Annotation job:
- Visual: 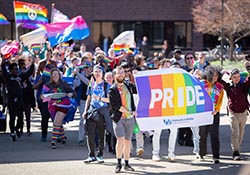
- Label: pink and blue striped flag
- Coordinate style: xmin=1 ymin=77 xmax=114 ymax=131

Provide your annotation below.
xmin=45 ymin=16 xmax=90 ymax=46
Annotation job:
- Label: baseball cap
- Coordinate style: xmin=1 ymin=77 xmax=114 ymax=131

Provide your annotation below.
xmin=93 ymin=64 xmax=104 ymax=73
xmin=244 ymin=61 xmax=250 ymax=71
xmin=174 ymin=49 xmax=181 ymax=54
xmin=230 ymin=68 xmax=240 ymax=76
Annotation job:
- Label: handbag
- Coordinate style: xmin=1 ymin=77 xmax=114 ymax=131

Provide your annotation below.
xmin=87 ymin=107 xmax=100 ymax=122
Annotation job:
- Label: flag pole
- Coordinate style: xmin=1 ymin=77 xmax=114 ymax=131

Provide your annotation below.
xmin=13 ymin=0 xmax=19 ymax=41
xmin=51 ymin=3 xmax=55 ymax=23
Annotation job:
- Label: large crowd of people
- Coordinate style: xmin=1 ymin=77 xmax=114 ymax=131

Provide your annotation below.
xmin=0 ymin=37 xmax=249 ymax=173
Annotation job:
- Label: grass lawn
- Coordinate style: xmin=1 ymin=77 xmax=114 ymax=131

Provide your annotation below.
xmin=211 ymin=59 xmax=246 ymax=71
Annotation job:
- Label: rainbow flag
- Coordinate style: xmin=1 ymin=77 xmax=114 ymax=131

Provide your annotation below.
xmin=14 ymin=1 xmax=48 ymax=29
xmin=31 ymin=43 xmax=41 ymax=50
xmin=114 ymin=44 xmax=129 ymax=56
xmin=46 ymin=16 xmax=90 ymax=46
xmin=62 ymin=42 xmax=69 ymax=48
xmin=0 ymin=13 xmax=10 ymax=25
xmin=134 ymin=68 xmax=214 ymax=131
xmin=42 ymin=67 xmax=50 ymax=77
xmin=104 ymin=55 xmax=114 ymax=63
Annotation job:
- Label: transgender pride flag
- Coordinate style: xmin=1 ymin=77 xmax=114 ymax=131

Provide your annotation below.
xmin=45 ymin=16 xmax=90 ymax=46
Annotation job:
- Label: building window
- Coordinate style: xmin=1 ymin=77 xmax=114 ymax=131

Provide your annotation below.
xmin=152 ymin=22 xmax=164 ymax=44
xmin=174 ymin=21 xmax=192 ymax=49
xmin=118 ymin=22 xmax=135 ymax=33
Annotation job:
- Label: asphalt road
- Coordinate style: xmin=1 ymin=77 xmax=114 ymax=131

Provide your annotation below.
xmin=0 ymin=95 xmax=250 ymax=175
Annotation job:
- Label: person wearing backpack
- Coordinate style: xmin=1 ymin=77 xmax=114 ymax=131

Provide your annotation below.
xmin=82 ymin=65 xmax=112 ymax=163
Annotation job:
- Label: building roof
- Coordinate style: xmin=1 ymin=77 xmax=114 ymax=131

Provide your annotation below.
xmin=0 ymin=0 xmax=193 ymax=22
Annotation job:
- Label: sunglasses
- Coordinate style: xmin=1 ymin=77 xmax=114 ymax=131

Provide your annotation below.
xmin=117 ymin=71 xmax=125 ymax=74
xmin=124 ymin=69 xmax=130 ymax=73
xmin=186 ymin=56 xmax=194 ymax=60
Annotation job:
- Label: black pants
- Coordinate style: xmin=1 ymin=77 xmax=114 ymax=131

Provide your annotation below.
xmin=106 ymin=131 xmax=117 ymax=151
xmin=20 ymin=104 xmax=31 ymax=132
xmin=86 ymin=115 xmax=105 ymax=157
xmin=178 ymin=127 xmax=193 ymax=146
xmin=37 ymin=100 xmax=51 ymax=138
xmin=199 ymin=112 xmax=220 ymax=159
xmin=8 ymin=102 xmax=23 ymax=134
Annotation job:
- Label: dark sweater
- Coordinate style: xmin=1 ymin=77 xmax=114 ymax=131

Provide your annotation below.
xmin=108 ymin=82 xmax=136 ymax=122
xmin=218 ymin=78 xmax=250 ymax=113
xmin=1 ymin=63 xmax=34 ymax=105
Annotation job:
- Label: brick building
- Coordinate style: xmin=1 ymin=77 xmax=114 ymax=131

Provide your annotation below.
xmin=1 ymin=0 xmax=248 ymax=53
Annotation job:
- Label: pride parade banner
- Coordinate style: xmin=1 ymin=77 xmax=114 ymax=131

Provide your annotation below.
xmin=134 ymin=68 xmax=214 ymax=131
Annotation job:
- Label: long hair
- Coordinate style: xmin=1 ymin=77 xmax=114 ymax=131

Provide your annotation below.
xmin=50 ymin=68 xmax=61 ymax=84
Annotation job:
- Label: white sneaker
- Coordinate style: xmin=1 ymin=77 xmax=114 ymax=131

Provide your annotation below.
xmin=168 ymin=153 xmax=176 ymax=161
xmin=195 ymin=153 xmax=201 ymax=159
xmin=152 ymin=154 xmax=161 ymax=162
xmin=136 ymin=148 xmax=144 ymax=157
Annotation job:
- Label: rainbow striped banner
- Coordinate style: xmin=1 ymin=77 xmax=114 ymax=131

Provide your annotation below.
xmin=134 ymin=68 xmax=214 ymax=131
xmin=0 ymin=13 xmax=10 ymax=25
xmin=14 ymin=1 xmax=48 ymax=29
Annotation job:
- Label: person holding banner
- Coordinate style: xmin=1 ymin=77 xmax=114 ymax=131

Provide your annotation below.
xmin=151 ymin=65 xmax=178 ymax=162
xmin=199 ymin=66 xmax=224 ymax=164
xmin=108 ymin=66 xmax=137 ymax=173
xmin=41 ymin=68 xmax=74 ymax=149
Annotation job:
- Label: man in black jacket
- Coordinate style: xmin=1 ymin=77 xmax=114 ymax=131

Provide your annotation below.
xmin=108 ymin=66 xmax=137 ymax=173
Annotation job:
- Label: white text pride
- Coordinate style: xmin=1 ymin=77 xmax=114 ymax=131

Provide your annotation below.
xmin=149 ymin=86 xmax=205 ymax=109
